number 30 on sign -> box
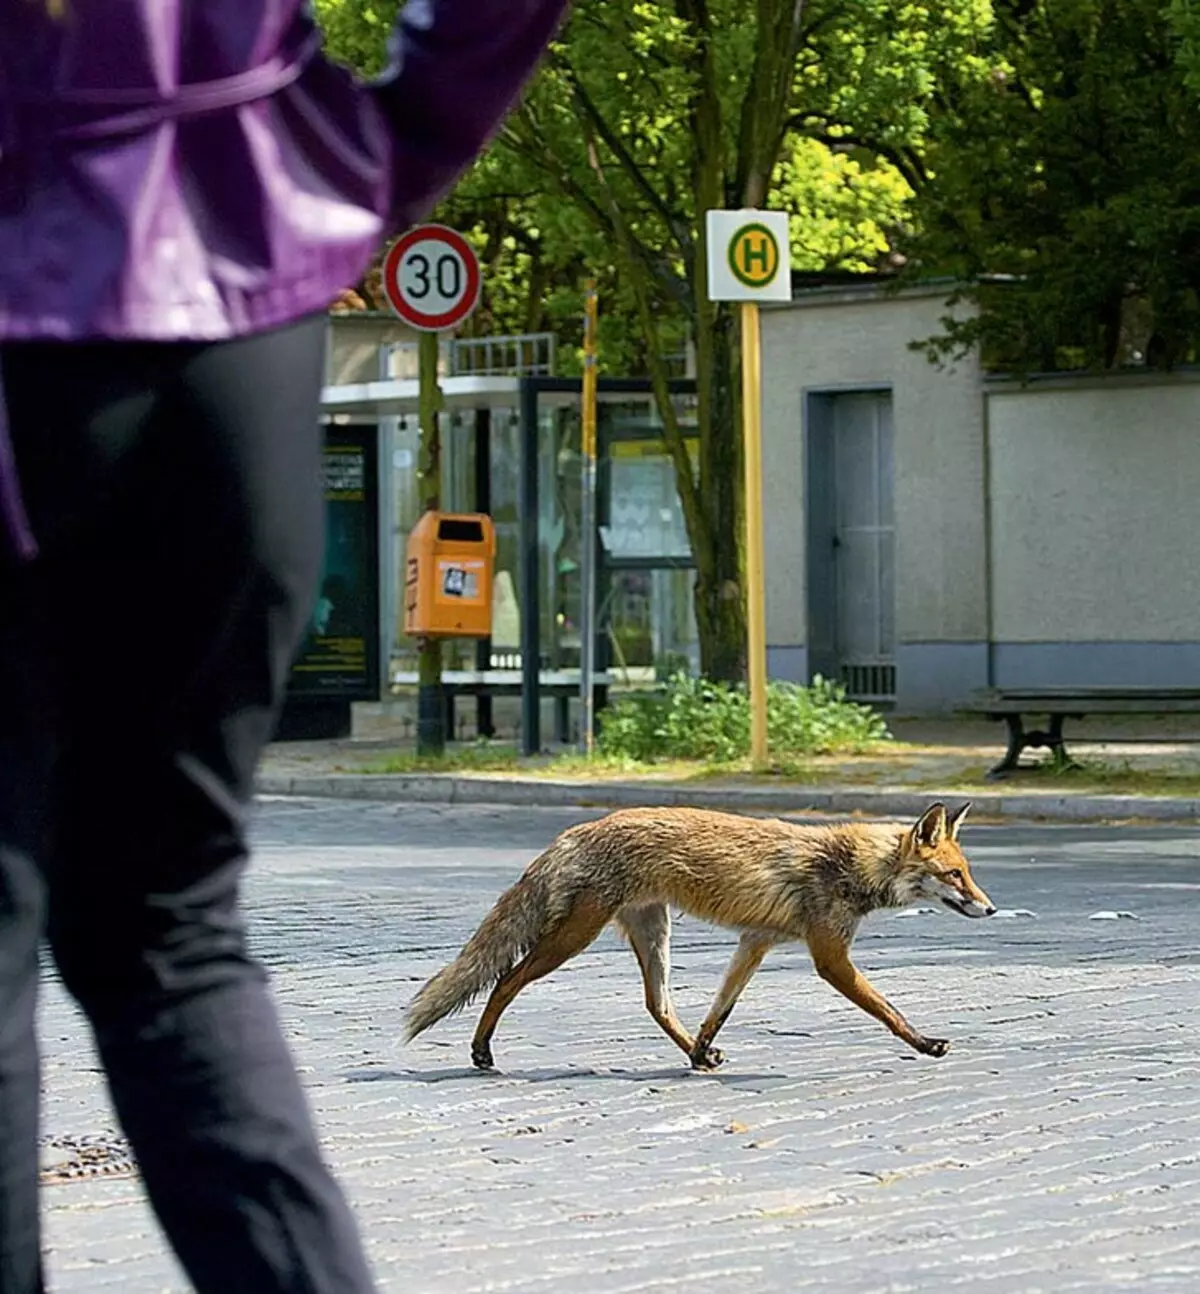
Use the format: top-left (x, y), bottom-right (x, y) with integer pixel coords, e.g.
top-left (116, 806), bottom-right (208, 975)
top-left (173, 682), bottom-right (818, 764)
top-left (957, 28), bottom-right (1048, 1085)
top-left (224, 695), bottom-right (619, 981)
top-left (382, 224), bottom-right (482, 332)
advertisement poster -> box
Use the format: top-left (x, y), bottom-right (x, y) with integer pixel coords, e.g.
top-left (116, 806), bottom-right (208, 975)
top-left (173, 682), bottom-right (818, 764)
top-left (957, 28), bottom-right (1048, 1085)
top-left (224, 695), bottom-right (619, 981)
top-left (288, 427), bottom-right (381, 701)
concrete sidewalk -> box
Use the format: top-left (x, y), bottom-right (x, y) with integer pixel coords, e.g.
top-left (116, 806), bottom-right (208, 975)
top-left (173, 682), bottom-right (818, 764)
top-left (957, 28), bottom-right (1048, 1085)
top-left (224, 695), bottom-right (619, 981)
top-left (258, 715), bottom-right (1200, 823)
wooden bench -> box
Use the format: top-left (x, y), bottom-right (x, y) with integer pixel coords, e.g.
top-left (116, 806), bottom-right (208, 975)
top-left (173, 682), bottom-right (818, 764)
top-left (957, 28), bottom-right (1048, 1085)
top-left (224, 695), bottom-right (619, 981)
top-left (960, 687), bottom-right (1200, 778)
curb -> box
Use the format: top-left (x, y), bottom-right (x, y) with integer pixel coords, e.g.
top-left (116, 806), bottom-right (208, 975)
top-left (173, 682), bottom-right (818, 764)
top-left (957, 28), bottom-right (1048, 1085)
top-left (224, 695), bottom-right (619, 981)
top-left (255, 773), bottom-right (1200, 823)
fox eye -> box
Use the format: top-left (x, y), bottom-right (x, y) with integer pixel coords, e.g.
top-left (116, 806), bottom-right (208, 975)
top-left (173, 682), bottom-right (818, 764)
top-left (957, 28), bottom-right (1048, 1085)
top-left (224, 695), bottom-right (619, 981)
top-left (944, 868), bottom-right (964, 883)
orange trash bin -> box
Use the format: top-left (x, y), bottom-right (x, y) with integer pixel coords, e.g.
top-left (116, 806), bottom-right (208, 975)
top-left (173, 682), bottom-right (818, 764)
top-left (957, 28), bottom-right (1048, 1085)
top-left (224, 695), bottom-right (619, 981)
top-left (403, 511), bottom-right (496, 638)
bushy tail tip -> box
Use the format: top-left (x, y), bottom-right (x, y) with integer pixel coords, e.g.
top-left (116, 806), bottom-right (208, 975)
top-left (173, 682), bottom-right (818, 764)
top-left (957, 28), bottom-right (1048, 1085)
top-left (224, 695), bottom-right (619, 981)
top-left (404, 872), bottom-right (547, 1039)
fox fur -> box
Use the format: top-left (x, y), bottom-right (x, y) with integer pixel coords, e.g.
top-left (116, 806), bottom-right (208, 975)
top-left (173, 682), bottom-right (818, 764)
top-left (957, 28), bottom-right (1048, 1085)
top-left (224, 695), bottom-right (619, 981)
top-left (405, 802), bottom-right (994, 1071)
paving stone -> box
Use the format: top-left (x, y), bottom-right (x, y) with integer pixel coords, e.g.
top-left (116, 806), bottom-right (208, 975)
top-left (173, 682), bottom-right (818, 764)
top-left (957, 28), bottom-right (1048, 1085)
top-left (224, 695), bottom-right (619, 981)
top-left (36, 803), bottom-right (1200, 1292)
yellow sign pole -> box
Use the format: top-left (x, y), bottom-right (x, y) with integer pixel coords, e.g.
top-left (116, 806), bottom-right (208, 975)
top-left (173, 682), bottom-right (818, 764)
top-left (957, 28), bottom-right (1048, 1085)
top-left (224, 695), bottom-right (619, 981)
top-left (707, 208), bottom-right (787, 771)
top-left (582, 281), bottom-right (599, 461)
top-left (741, 300), bottom-right (769, 771)
top-left (579, 282), bottom-right (600, 754)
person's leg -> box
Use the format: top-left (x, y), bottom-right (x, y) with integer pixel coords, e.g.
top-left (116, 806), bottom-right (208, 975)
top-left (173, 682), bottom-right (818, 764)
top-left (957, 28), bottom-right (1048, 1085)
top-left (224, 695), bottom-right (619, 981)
top-left (0, 561), bottom-right (54, 1294)
top-left (2, 317), bottom-right (376, 1293)
top-left (0, 338), bottom-right (172, 1290)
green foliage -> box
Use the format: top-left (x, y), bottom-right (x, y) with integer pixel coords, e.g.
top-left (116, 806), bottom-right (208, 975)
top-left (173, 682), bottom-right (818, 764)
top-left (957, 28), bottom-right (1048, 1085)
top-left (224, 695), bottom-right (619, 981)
top-left (908, 0), bottom-right (1200, 373)
top-left (777, 139), bottom-right (913, 272)
top-left (1168, 0), bottom-right (1200, 93)
top-left (311, 0), bottom-right (400, 77)
top-left (596, 674), bottom-right (891, 765)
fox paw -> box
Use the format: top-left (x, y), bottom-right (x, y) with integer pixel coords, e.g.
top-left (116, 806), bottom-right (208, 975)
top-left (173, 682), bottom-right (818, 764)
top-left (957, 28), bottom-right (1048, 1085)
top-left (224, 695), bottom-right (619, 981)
top-left (917, 1037), bottom-right (951, 1058)
top-left (689, 1044), bottom-right (726, 1071)
top-left (471, 1045), bottom-right (497, 1071)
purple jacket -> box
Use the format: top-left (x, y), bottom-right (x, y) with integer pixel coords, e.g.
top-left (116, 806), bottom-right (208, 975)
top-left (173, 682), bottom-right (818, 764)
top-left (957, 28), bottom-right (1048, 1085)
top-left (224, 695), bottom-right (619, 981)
top-left (0, 0), bottom-right (566, 556)
top-left (0, 0), bottom-right (565, 341)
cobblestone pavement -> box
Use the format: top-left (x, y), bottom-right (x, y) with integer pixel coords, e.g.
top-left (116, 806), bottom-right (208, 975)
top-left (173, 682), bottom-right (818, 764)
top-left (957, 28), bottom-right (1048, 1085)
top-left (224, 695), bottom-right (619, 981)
top-left (39, 801), bottom-right (1200, 1292)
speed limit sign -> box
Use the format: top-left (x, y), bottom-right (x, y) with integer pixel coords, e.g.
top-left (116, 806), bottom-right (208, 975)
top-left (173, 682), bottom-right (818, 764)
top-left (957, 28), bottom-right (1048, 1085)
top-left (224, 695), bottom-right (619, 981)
top-left (382, 224), bottom-right (482, 332)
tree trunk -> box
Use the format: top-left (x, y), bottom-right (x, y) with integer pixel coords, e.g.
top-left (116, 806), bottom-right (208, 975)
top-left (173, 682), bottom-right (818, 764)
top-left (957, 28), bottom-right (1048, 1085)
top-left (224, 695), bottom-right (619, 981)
top-left (691, 304), bottom-right (746, 682)
top-left (693, 567), bottom-right (746, 681)
top-left (679, 2), bottom-right (748, 684)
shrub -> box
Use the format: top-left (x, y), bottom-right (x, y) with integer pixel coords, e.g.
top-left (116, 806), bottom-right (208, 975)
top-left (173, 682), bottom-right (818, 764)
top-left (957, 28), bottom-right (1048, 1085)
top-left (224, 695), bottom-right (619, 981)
top-left (596, 673), bottom-right (890, 764)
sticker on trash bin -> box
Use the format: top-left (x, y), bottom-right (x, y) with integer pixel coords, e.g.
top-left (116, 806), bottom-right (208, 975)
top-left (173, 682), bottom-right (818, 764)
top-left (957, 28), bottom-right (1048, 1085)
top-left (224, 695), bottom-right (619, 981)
top-left (442, 566), bottom-right (472, 597)
top-left (438, 559), bottom-right (483, 602)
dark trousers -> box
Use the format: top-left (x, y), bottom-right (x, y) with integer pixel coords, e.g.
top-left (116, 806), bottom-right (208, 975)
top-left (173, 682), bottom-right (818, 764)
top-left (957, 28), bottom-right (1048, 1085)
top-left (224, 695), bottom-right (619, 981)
top-left (0, 316), bottom-right (376, 1292)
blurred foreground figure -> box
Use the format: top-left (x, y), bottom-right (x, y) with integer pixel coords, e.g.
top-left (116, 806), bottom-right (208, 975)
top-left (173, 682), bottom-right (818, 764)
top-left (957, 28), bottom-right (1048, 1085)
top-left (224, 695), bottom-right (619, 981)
top-left (0, 2), bottom-right (565, 1289)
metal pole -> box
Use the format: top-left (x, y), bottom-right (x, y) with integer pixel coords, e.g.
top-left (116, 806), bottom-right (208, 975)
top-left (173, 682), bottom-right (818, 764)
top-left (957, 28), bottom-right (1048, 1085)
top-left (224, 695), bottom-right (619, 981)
top-left (741, 301), bottom-right (769, 770)
top-left (473, 406), bottom-right (495, 739)
top-left (377, 343), bottom-right (398, 708)
top-left (519, 379), bottom-right (541, 755)
top-left (578, 283), bottom-right (599, 754)
top-left (416, 328), bottom-right (445, 756)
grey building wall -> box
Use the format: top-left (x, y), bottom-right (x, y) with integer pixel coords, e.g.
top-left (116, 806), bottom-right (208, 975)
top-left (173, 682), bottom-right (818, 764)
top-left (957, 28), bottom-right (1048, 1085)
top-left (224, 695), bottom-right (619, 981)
top-left (987, 375), bottom-right (1200, 686)
top-left (760, 285), bottom-right (987, 710)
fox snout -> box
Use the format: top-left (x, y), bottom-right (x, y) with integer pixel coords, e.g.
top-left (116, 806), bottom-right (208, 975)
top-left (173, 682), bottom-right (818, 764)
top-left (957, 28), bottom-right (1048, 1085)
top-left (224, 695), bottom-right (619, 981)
top-left (924, 867), bottom-right (995, 919)
top-left (940, 888), bottom-right (996, 919)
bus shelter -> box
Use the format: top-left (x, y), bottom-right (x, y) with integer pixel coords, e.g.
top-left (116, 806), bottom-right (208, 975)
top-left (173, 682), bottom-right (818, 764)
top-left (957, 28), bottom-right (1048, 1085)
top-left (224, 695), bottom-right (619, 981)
top-left (317, 373), bottom-right (699, 753)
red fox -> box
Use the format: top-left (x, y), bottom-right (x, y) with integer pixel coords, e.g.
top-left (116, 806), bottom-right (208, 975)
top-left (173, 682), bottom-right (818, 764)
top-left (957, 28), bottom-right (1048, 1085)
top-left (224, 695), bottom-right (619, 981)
top-left (405, 802), bottom-right (994, 1071)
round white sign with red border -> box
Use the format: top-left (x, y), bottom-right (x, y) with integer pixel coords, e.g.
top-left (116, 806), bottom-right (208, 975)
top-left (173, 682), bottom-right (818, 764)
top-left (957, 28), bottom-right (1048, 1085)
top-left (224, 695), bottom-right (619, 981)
top-left (382, 224), bottom-right (482, 332)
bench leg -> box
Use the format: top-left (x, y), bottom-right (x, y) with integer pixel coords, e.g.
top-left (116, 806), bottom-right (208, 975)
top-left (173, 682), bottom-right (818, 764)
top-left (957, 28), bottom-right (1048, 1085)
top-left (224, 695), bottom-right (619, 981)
top-left (476, 694), bottom-right (495, 741)
top-left (988, 712), bottom-right (1082, 779)
top-left (988, 714), bottom-right (1026, 779)
top-left (554, 694), bottom-right (571, 745)
top-left (1044, 713), bottom-right (1084, 771)
top-left (444, 690), bottom-right (456, 743)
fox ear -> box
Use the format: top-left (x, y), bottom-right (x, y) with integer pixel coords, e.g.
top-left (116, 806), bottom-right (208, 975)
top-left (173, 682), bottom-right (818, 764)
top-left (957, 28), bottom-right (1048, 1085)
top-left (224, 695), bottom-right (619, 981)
top-left (947, 801), bottom-right (971, 840)
top-left (913, 803), bottom-right (948, 849)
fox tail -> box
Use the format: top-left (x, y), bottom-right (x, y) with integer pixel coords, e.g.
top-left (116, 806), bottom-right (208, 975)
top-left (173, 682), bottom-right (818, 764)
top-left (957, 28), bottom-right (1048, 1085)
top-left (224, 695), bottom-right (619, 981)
top-left (404, 867), bottom-right (551, 1040)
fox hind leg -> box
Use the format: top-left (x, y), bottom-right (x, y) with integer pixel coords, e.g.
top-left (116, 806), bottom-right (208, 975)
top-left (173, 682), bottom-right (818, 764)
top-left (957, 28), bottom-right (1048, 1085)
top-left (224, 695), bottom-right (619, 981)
top-left (471, 893), bottom-right (611, 1071)
top-left (690, 930), bottom-right (777, 1071)
top-left (616, 904), bottom-right (697, 1061)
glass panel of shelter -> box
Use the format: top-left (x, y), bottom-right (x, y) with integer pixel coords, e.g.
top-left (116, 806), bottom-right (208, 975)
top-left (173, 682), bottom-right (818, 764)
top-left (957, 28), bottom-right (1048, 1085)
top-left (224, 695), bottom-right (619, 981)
top-left (386, 390), bottom-right (701, 687)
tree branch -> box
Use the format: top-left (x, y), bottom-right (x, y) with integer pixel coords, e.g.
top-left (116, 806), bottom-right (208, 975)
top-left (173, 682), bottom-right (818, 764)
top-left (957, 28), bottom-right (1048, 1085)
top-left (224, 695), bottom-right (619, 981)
top-left (500, 111), bottom-right (692, 313)
top-left (560, 60), bottom-right (694, 257)
top-left (798, 123), bottom-right (931, 192)
top-left (735, 0), bottom-right (808, 206)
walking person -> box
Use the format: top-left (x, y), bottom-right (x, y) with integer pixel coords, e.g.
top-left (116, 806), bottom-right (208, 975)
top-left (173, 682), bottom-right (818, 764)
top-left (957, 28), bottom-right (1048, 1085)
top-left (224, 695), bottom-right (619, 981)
top-left (0, 2), bottom-right (566, 1289)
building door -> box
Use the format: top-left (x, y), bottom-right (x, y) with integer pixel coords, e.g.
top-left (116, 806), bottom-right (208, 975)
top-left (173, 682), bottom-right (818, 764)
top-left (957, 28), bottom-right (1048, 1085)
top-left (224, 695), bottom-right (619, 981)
top-left (806, 390), bottom-right (895, 702)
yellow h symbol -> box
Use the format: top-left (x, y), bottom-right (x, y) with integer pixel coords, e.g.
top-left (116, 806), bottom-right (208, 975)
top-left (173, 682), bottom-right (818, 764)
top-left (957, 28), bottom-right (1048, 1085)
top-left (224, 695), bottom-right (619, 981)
top-left (729, 223), bottom-right (779, 288)
top-left (742, 235), bottom-right (771, 276)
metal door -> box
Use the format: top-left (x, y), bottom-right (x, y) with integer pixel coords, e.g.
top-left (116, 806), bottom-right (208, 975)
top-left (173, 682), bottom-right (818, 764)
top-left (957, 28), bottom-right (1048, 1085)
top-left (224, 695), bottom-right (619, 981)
top-left (807, 391), bottom-right (895, 702)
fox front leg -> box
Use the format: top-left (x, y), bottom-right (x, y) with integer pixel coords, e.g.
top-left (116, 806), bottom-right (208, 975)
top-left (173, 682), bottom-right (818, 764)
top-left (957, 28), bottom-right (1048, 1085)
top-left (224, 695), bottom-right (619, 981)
top-left (808, 934), bottom-right (950, 1058)
top-left (690, 930), bottom-right (776, 1071)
